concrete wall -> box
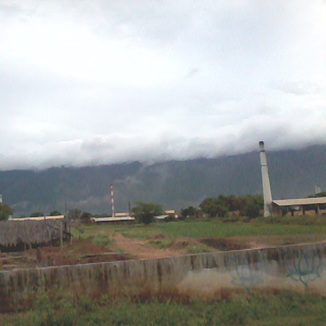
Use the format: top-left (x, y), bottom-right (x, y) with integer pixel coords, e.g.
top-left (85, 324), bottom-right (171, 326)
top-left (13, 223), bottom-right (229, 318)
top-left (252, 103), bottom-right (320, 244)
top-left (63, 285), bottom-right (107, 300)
top-left (0, 243), bottom-right (325, 308)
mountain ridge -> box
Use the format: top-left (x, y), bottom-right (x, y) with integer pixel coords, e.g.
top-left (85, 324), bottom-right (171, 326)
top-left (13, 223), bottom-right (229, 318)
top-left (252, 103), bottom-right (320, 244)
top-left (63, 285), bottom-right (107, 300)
top-left (0, 145), bottom-right (325, 216)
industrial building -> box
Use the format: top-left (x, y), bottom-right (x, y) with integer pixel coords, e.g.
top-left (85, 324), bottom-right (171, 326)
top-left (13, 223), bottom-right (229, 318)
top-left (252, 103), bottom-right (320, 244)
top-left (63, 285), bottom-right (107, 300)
top-left (272, 197), bottom-right (326, 217)
top-left (259, 141), bottom-right (326, 217)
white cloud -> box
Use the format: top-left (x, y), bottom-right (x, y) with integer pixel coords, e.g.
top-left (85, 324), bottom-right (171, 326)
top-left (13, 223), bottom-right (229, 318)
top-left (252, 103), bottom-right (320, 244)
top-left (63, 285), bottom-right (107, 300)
top-left (0, 0), bottom-right (325, 170)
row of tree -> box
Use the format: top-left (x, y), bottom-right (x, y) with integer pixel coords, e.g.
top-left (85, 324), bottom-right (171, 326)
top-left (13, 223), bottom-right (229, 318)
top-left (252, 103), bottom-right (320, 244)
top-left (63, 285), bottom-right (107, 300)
top-left (130, 195), bottom-right (264, 224)
top-left (0, 194), bottom-right (263, 222)
top-left (182, 194), bottom-right (264, 219)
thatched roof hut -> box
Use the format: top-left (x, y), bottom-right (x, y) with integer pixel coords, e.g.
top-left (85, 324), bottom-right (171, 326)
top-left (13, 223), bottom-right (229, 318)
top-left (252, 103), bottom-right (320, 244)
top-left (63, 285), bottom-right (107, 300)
top-left (0, 219), bottom-right (70, 249)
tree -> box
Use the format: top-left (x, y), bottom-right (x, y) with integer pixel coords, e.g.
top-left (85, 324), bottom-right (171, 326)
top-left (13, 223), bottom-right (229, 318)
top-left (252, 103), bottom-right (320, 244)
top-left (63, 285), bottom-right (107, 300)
top-left (199, 197), bottom-right (218, 217)
top-left (239, 195), bottom-right (263, 218)
top-left (181, 206), bottom-right (199, 219)
top-left (199, 194), bottom-right (263, 218)
top-left (132, 202), bottom-right (163, 224)
top-left (30, 211), bottom-right (44, 217)
top-left (80, 211), bottom-right (92, 223)
top-left (50, 210), bottom-right (62, 216)
top-left (199, 197), bottom-right (228, 217)
top-left (67, 208), bottom-right (82, 220)
top-left (223, 195), bottom-right (239, 212)
top-left (0, 203), bottom-right (13, 221)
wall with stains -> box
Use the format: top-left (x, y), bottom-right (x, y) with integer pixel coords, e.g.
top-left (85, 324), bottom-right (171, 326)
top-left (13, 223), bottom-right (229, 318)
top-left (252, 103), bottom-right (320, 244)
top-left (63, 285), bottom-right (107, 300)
top-left (0, 242), bottom-right (325, 308)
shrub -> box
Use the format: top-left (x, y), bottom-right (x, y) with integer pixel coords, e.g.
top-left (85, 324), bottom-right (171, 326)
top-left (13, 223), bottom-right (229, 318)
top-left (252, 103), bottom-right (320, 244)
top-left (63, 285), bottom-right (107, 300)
top-left (132, 202), bottom-right (163, 225)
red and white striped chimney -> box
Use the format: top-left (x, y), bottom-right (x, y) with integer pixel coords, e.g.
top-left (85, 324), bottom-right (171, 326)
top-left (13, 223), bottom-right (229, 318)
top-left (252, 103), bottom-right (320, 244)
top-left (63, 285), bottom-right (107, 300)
top-left (110, 184), bottom-right (115, 217)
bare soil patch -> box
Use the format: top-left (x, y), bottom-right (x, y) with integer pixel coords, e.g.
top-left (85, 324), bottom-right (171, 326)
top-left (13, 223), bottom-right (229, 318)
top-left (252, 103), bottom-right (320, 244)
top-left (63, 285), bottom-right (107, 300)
top-left (199, 237), bottom-right (249, 251)
top-left (111, 233), bottom-right (188, 259)
top-left (1, 232), bottom-right (324, 271)
top-left (167, 237), bottom-right (200, 250)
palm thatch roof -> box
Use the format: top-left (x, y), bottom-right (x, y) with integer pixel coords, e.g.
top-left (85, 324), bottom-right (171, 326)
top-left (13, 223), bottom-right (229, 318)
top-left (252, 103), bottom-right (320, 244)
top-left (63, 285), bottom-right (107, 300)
top-left (0, 219), bottom-right (69, 247)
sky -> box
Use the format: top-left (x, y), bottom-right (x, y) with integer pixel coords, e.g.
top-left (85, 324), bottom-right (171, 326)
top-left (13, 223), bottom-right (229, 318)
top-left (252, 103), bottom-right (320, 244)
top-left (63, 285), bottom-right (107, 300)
top-left (0, 0), bottom-right (325, 170)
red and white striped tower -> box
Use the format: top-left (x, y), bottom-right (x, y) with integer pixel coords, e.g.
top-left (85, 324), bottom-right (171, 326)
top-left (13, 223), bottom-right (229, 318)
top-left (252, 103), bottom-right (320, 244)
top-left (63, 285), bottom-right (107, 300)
top-left (110, 184), bottom-right (115, 217)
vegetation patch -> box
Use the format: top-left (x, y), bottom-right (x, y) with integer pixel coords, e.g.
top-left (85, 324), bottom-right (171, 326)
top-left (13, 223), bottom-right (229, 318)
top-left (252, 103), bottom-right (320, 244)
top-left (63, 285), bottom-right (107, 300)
top-left (1, 217), bottom-right (325, 270)
top-left (200, 237), bottom-right (249, 251)
top-left (0, 289), bottom-right (325, 326)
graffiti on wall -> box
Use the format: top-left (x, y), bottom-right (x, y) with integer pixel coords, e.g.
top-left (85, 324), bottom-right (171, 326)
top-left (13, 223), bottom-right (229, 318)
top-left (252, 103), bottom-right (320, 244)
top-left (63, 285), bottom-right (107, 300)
top-left (227, 253), bottom-right (264, 290)
top-left (284, 248), bottom-right (321, 287)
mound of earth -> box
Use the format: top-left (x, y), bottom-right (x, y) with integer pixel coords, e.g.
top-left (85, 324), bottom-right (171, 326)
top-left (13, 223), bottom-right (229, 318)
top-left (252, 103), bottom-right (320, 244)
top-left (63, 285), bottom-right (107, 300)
top-left (167, 237), bottom-right (200, 250)
top-left (146, 233), bottom-right (169, 240)
top-left (199, 237), bottom-right (249, 251)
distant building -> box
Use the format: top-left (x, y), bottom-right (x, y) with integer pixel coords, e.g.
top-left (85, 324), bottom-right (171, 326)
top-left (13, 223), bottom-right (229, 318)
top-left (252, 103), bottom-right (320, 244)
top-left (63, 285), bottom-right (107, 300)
top-left (259, 141), bottom-right (326, 217)
top-left (154, 210), bottom-right (178, 220)
top-left (272, 197), bottom-right (326, 216)
top-left (164, 210), bottom-right (176, 215)
top-left (90, 216), bottom-right (135, 223)
top-left (114, 212), bottom-right (130, 217)
top-left (9, 215), bottom-right (65, 221)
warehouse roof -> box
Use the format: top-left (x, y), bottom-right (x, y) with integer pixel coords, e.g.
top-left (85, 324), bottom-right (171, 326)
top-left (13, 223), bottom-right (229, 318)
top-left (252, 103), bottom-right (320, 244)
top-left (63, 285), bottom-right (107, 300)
top-left (273, 197), bottom-right (326, 207)
top-left (9, 215), bottom-right (64, 221)
top-left (91, 216), bottom-right (135, 223)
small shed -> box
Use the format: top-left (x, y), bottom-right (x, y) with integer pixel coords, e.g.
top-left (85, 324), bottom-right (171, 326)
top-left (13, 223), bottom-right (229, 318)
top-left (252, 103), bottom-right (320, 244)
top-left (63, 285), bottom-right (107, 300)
top-left (0, 219), bottom-right (70, 251)
top-left (272, 197), bottom-right (326, 216)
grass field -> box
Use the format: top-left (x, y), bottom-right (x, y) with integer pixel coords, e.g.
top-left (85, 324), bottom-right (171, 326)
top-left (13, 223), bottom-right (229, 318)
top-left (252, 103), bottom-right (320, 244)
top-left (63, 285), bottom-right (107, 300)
top-left (122, 220), bottom-right (326, 238)
top-left (1, 217), bottom-right (325, 325)
top-left (1, 290), bottom-right (325, 326)
top-left (78, 216), bottom-right (326, 250)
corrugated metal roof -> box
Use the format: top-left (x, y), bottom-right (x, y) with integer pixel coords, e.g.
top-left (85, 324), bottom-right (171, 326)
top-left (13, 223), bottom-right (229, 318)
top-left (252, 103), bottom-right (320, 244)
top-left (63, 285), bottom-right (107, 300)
top-left (91, 217), bottom-right (135, 222)
top-left (9, 215), bottom-right (65, 221)
top-left (154, 215), bottom-right (169, 220)
top-left (115, 212), bottom-right (129, 217)
top-left (273, 197), bottom-right (326, 206)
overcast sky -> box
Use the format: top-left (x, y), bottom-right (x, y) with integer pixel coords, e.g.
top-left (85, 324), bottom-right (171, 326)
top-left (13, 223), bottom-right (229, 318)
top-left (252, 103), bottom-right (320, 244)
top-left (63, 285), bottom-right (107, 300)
top-left (0, 0), bottom-right (325, 170)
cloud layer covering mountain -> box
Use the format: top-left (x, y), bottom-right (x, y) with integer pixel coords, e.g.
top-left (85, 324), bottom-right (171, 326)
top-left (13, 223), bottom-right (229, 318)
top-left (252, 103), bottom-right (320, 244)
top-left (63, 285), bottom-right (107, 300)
top-left (0, 0), bottom-right (325, 170)
top-left (1, 145), bottom-right (325, 216)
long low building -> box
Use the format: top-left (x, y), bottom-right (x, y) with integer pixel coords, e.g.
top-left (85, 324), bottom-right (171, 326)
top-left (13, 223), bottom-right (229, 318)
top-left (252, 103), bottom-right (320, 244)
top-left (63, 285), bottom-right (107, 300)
top-left (90, 216), bottom-right (135, 223)
top-left (9, 215), bottom-right (65, 221)
top-left (272, 197), bottom-right (326, 216)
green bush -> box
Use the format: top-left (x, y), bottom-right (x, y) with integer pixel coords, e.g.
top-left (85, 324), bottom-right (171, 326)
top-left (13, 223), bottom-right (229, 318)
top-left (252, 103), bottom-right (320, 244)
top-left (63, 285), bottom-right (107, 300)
top-left (0, 203), bottom-right (13, 220)
top-left (132, 202), bottom-right (163, 225)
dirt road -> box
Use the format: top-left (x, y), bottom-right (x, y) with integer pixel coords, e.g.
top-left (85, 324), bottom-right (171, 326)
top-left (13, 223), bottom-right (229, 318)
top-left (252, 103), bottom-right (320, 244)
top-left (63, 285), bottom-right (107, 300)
top-left (112, 233), bottom-right (187, 259)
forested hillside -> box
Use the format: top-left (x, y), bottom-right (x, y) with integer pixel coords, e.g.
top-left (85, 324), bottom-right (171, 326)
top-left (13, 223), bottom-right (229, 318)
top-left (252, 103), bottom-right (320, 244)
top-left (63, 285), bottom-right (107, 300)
top-left (0, 145), bottom-right (325, 216)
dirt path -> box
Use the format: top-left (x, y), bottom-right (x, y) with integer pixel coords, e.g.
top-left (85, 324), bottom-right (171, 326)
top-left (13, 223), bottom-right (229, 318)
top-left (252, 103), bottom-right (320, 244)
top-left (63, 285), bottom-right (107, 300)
top-left (112, 233), bottom-right (187, 260)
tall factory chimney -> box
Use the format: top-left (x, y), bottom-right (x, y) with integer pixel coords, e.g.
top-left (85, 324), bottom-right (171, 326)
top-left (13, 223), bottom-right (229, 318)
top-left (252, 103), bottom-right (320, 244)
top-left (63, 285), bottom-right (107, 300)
top-left (259, 141), bottom-right (273, 217)
top-left (110, 184), bottom-right (115, 217)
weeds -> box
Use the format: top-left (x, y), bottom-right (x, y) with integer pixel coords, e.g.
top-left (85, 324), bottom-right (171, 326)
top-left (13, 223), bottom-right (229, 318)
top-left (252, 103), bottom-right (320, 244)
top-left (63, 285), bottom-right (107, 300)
top-left (1, 290), bottom-right (325, 326)
top-left (71, 219), bottom-right (326, 255)
top-left (92, 233), bottom-right (112, 247)
top-left (72, 217), bottom-right (326, 243)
